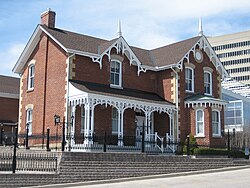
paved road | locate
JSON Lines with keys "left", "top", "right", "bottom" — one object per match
{"left": 37, "top": 167, "right": 250, "bottom": 188}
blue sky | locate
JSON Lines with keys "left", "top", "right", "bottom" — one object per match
{"left": 1, "top": 0, "right": 250, "bottom": 77}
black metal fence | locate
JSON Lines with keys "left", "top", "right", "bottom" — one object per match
{"left": 0, "top": 152, "right": 58, "bottom": 172}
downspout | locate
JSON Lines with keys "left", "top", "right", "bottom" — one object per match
{"left": 42, "top": 34, "right": 49, "bottom": 148}
{"left": 171, "top": 66, "right": 179, "bottom": 143}
{"left": 65, "top": 53, "right": 75, "bottom": 137}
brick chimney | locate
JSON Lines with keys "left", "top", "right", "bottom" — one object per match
{"left": 41, "top": 8, "right": 56, "bottom": 28}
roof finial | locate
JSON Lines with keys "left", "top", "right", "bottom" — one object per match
{"left": 117, "top": 19, "right": 122, "bottom": 38}
{"left": 198, "top": 17, "right": 204, "bottom": 36}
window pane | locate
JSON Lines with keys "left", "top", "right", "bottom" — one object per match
{"left": 110, "top": 73, "right": 115, "bottom": 85}
{"left": 185, "top": 68, "right": 193, "bottom": 91}
{"left": 115, "top": 74, "right": 119, "bottom": 85}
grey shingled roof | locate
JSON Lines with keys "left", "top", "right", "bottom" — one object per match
{"left": 41, "top": 25, "right": 201, "bottom": 67}
{"left": 70, "top": 80, "right": 173, "bottom": 105}
{"left": 0, "top": 75, "right": 19, "bottom": 94}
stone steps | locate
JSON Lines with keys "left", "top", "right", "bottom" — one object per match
{"left": 0, "top": 152, "right": 250, "bottom": 187}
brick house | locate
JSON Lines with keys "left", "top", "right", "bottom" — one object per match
{"left": 13, "top": 10, "right": 228, "bottom": 152}
{"left": 0, "top": 75, "right": 19, "bottom": 144}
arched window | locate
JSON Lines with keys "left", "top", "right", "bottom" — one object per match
{"left": 212, "top": 110, "right": 221, "bottom": 136}
{"left": 185, "top": 67, "right": 194, "bottom": 92}
{"left": 196, "top": 109, "right": 204, "bottom": 136}
{"left": 204, "top": 71, "right": 212, "bottom": 95}
{"left": 26, "top": 108, "right": 33, "bottom": 135}
{"left": 28, "top": 65, "right": 35, "bottom": 90}
{"left": 110, "top": 60, "right": 122, "bottom": 87}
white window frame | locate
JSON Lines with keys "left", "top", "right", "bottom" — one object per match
{"left": 204, "top": 71, "right": 212, "bottom": 95}
{"left": 110, "top": 60, "right": 122, "bottom": 88}
{"left": 196, "top": 109, "right": 204, "bottom": 137}
{"left": 185, "top": 67, "right": 194, "bottom": 92}
{"left": 26, "top": 108, "right": 33, "bottom": 135}
{"left": 112, "top": 107, "right": 118, "bottom": 134}
{"left": 212, "top": 110, "right": 221, "bottom": 137}
{"left": 28, "top": 64, "right": 35, "bottom": 90}
{"left": 81, "top": 105, "right": 85, "bottom": 133}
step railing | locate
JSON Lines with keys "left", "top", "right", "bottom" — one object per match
{"left": 166, "top": 133, "right": 176, "bottom": 153}
{"left": 154, "top": 132, "right": 164, "bottom": 153}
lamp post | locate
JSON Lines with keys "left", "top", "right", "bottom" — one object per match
{"left": 54, "top": 114, "right": 60, "bottom": 151}
{"left": 0, "top": 125, "right": 3, "bottom": 146}
{"left": 68, "top": 115, "right": 74, "bottom": 152}
{"left": 25, "top": 123, "right": 30, "bottom": 149}
{"left": 53, "top": 114, "right": 69, "bottom": 152}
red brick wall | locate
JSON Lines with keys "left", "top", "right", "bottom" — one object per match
{"left": 178, "top": 49, "right": 224, "bottom": 146}
{"left": 156, "top": 69, "right": 174, "bottom": 102}
{"left": 73, "top": 51, "right": 157, "bottom": 93}
{"left": 19, "top": 33, "right": 67, "bottom": 141}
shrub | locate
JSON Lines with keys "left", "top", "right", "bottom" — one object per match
{"left": 183, "top": 134, "right": 197, "bottom": 155}
{"left": 193, "top": 148, "right": 246, "bottom": 158}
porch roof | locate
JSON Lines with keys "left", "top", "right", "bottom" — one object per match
{"left": 69, "top": 80, "right": 174, "bottom": 106}
{"left": 185, "top": 93, "right": 227, "bottom": 108}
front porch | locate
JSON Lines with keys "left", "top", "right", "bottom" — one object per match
{"left": 66, "top": 81, "right": 177, "bottom": 153}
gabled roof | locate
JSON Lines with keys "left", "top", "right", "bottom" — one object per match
{"left": 151, "top": 36, "right": 201, "bottom": 67}
{"left": 40, "top": 25, "right": 108, "bottom": 54}
{"left": 13, "top": 24, "right": 227, "bottom": 78}
{"left": 0, "top": 75, "right": 19, "bottom": 99}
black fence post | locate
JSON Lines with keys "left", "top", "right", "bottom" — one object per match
{"left": 228, "top": 129, "right": 230, "bottom": 158}
{"left": 187, "top": 135, "right": 190, "bottom": 156}
{"left": 62, "top": 118, "right": 65, "bottom": 152}
{"left": 0, "top": 127, "right": 3, "bottom": 145}
{"left": 103, "top": 131, "right": 107, "bottom": 152}
{"left": 141, "top": 123, "right": 145, "bottom": 153}
{"left": 47, "top": 128, "right": 50, "bottom": 151}
{"left": 25, "top": 126, "right": 29, "bottom": 149}
{"left": 12, "top": 127, "right": 18, "bottom": 173}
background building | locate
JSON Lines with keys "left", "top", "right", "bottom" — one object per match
{"left": 222, "top": 87, "right": 250, "bottom": 132}
{"left": 0, "top": 75, "right": 19, "bottom": 145}
{"left": 208, "top": 31, "right": 250, "bottom": 98}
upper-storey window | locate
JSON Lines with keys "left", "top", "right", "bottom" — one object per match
{"left": 204, "top": 71, "right": 212, "bottom": 95}
{"left": 28, "top": 65, "right": 35, "bottom": 90}
{"left": 110, "top": 60, "right": 122, "bottom": 87}
{"left": 185, "top": 67, "right": 194, "bottom": 92}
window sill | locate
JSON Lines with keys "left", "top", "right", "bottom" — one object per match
{"left": 185, "top": 90, "right": 194, "bottom": 93}
{"left": 27, "top": 88, "right": 34, "bottom": 93}
{"left": 194, "top": 135, "right": 205, "bottom": 138}
{"left": 110, "top": 85, "right": 123, "bottom": 89}
{"left": 204, "top": 93, "right": 213, "bottom": 96}
{"left": 212, "top": 135, "right": 222, "bottom": 138}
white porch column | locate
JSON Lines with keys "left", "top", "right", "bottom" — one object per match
{"left": 90, "top": 105, "right": 95, "bottom": 139}
{"left": 144, "top": 113, "right": 148, "bottom": 143}
{"left": 84, "top": 103, "right": 92, "bottom": 145}
{"left": 117, "top": 110, "right": 124, "bottom": 146}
